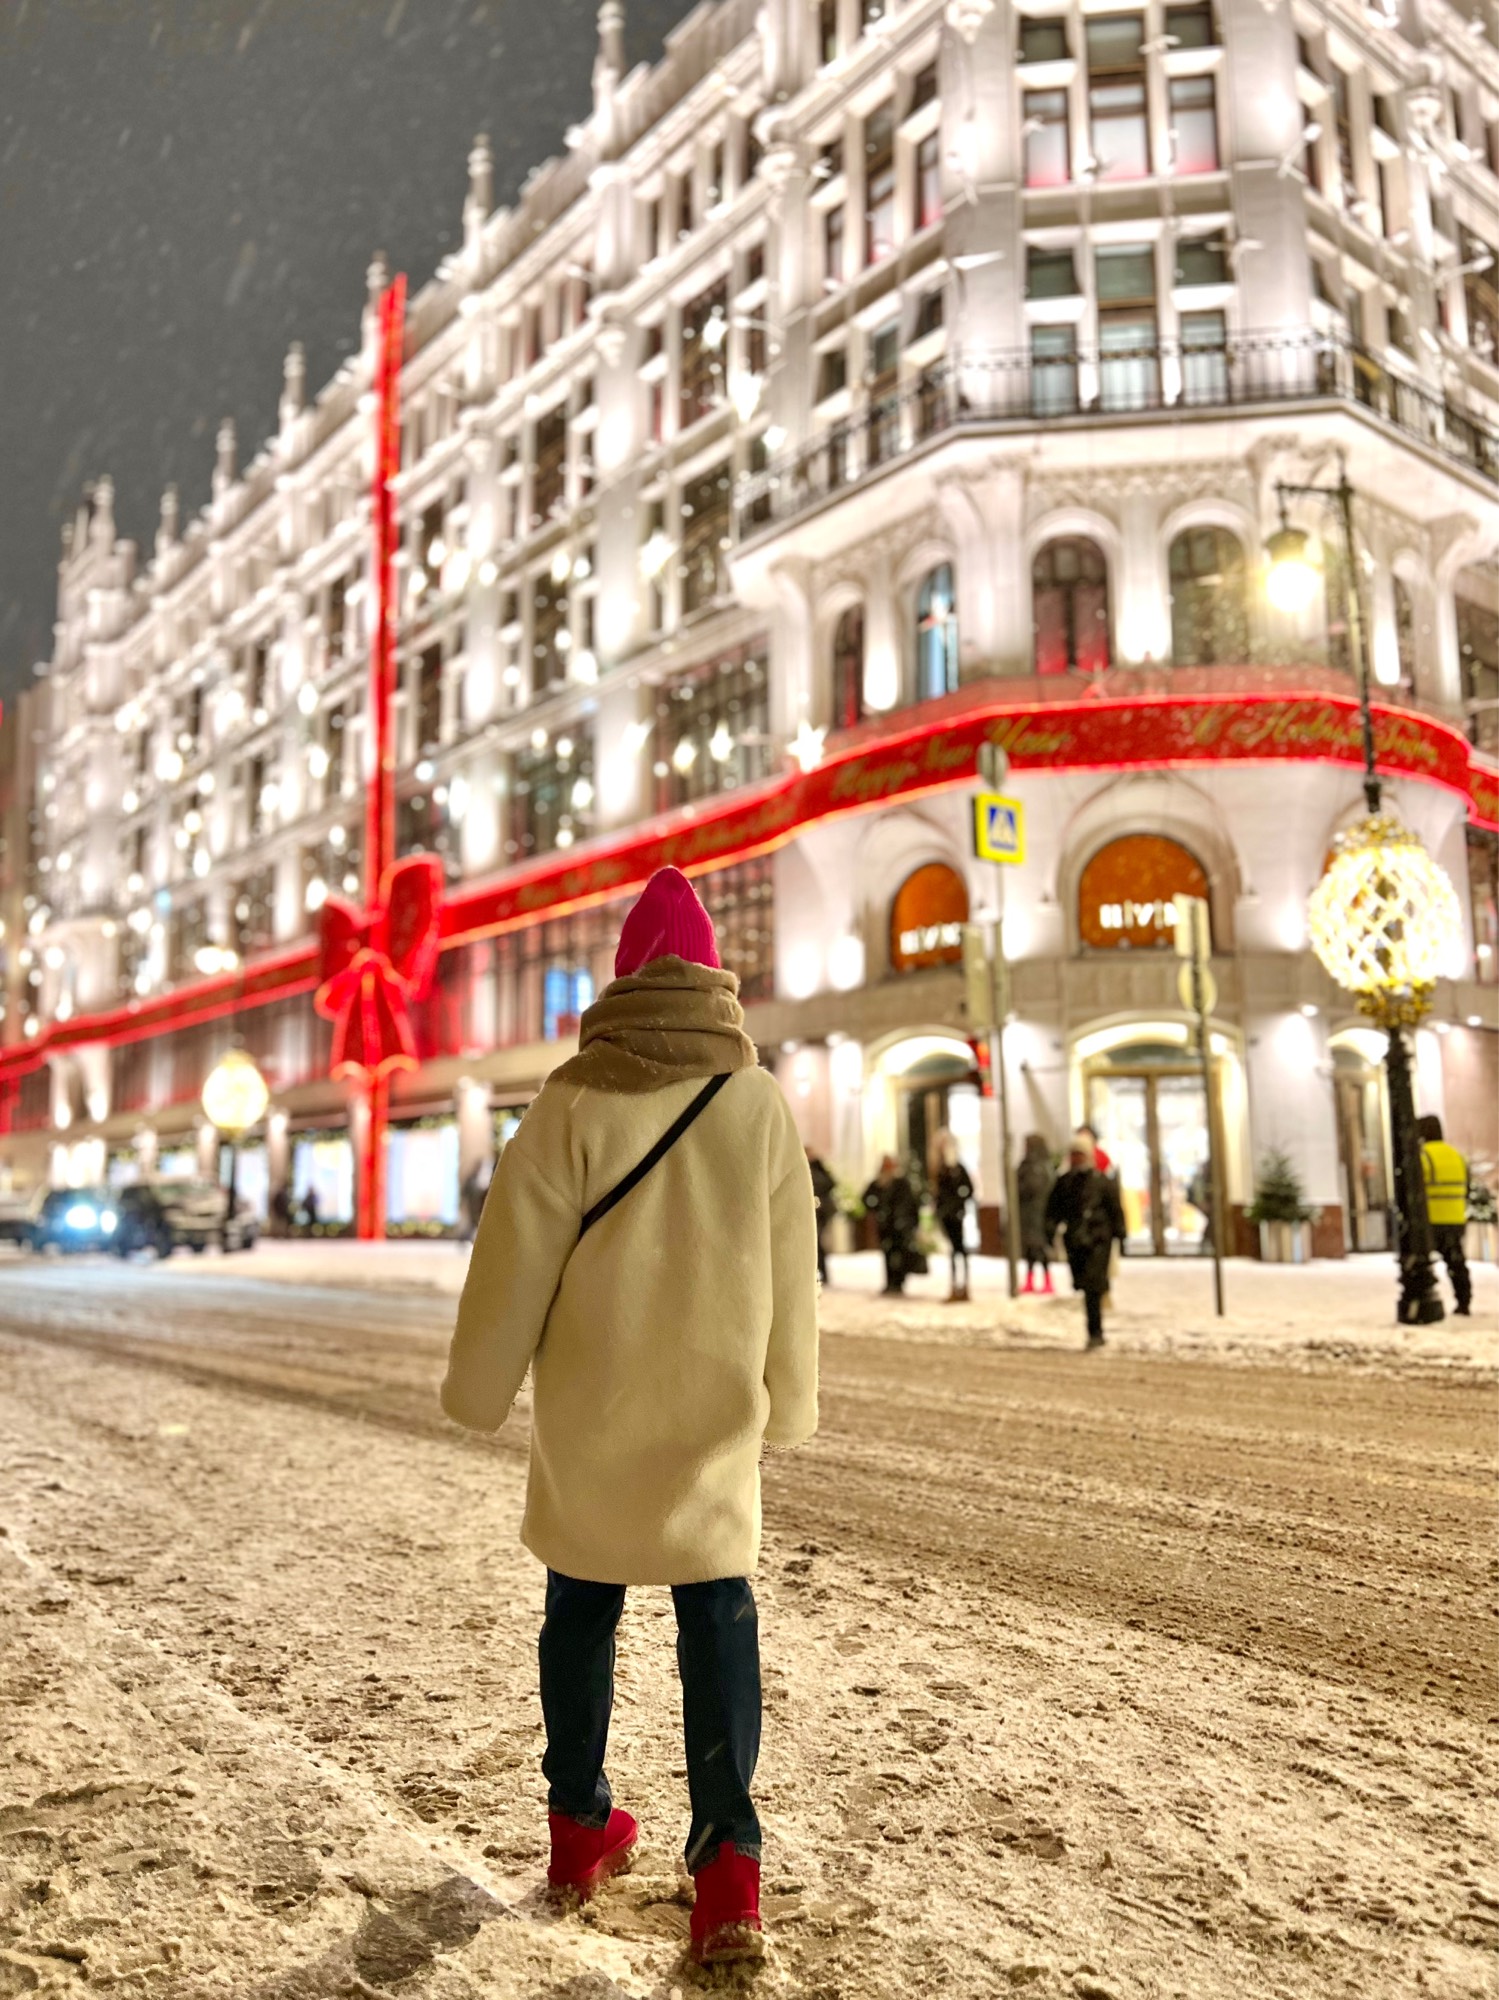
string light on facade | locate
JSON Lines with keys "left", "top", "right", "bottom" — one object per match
{"left": 297, "top": 682, "right": 320, "bottom": 716}
{"left": 709, "top": 722, "right": 734, "bottom": 764}
{"left": 789, "top": 721, "right": 827, "bottom": 773}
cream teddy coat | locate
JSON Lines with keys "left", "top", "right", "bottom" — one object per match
{"left": 441, "top": 967, "right": 820, "bottom": 1585}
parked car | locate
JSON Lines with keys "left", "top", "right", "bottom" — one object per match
{"left": 29, "top": 1187, "right": 120, "bottom": 1253}
{"left": 112, "top": 1180, "right": 259, "bottom": 1257}
{"left": 0, "top": 1190, "right": 41, "bottom": 1246}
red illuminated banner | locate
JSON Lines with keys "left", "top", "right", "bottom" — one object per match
{"left": 1, "top": 676, "right": 1494, "bottom": 1097}
{"left": 440, "top": 680, "right": 1495, "bottom": 946}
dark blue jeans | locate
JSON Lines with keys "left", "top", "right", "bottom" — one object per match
{"left": 539, "top": 1571, "right": 762, "bottom": 1871}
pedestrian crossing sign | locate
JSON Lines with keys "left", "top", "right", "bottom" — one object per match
{"left": 973, "top": 792, "right": 1025, "bottom": 865}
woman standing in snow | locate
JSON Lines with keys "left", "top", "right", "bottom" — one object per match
{"left": 1016, "top": 1132, "right": 1056, "bottom": 1295}
{"left": 441, "top": 867, "right": 819, "bottom": 1967}
{"left": 933, "top": 1131, "right": 974, "bottom": 1301}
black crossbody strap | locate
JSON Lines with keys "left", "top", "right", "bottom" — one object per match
{"left": 577, "top": 1070, "right": 732, "bottom": 1240}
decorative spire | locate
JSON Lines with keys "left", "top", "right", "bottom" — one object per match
{"left": 156, "top": 484, "right": 180, "bottom": 559}
{"left": 593, "top": 0, "right": 626, "bottom": 145}
{"left": 279, "top": 341, "right": 306, "bottom": 429}
{"left": 598, "top": 0, "right": 624, "bottom": 75}
{"left": 465, "top": 134, "right": 493, "bottom": 255}
{"left": 213, "top": 418, "right": 237, "bottom": 499}
{"left": 90, "top": 475, "right": 116, "bottom": 548}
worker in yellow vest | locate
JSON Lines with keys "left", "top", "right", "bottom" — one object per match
{"left": 1417, "top": 1115, "right": 1471, "bottom": 1318}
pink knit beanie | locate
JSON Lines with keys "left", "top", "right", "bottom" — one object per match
{"left": 614, "top": 866, "right": 721, "bottom": 977}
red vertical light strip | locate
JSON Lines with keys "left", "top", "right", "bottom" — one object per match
{"left": 366, "top": 275, "right": 406, "bottom": 899}
{"left": 358, "top": 274, "right": 406, "bottom": 1241}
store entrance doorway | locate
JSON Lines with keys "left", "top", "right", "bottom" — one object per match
{"left": 1332, "top": 1046, "right": 1390, "bottom": 1251}
{"left": 898, "top": 1054, "right": 982, "bottom": 1193}
{"left": 1086, "top": 1051, "right": 1215, "bottom": 1256}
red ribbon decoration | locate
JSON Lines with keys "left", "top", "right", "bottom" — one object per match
{"left": 314, "top": 855, "right": 443, "bottom": 1082}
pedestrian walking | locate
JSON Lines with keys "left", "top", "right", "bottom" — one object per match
{"left": 1016, "top": 1132, "right": 1056, "bottom": 1295}
{"left": 1186, "top": 1160, "right": 1214, "bottom": 1254}
{"left": 458, "top": 1161, "right": 491, "bottom": 1246}
{"left": 1418, "top": 1113, "right": 1472, "bottom": 1317}
{"left": 441, "top": 866, "right": 819, "bottom": 1965}
{"left": 806, "top": 1146, "right": 837, "bottom": 1286}
{"left": 1045, "top": 1131, "right": 1126, "bottom": 1347}
{"left": 862, "top": 1154, "right": 920, "bottom": 1295}
{"left": 933, "top": 1131, "right": 974, "bottom": 1301}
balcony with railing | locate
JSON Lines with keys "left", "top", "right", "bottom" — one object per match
{"left": 736, "top": 330, "right": 1499, "bottom": 537}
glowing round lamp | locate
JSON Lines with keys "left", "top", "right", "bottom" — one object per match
{"left": 1308, "top": 813, "right": 1461, "bottom": 1023}
{"left": 202, "top": 1049, "right": 269, "bottom": 1138}
{"left": 1264, "top": 525, "right": 1321, "bottom": 615}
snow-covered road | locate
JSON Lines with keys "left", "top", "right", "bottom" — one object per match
{"left": 0, "top": 1255, "right": 1493, "bottom": 2000}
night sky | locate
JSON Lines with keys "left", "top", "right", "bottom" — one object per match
{"left": 0, "top": 0, "right": 691, "bottom": 704}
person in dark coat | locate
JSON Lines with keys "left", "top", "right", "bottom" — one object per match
{"left": 1016, "top": 1132, "right": 1056, "bottom": 1295}
{"left": 862, "top": 1155, "right": 919, "bottom": 1296}
{"left": 805, "top": 1147, "right": 837, "bottom": 1286}
{"left": 1044, "top": 1132, "right": 1126, "bottom": 1347}
{"left": 932, "top": 1131, "right": 974, "bottom": 1301}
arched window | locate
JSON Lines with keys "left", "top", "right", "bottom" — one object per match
{"left": 832, "top": 604, "right": 865, "bottom": 729}
{"left": 1032, "top": 537, "right": 1110, "bottom": 675}
{"left": 915, "top": 565, "right": 958, "bottom": 700}
{"left": 1168, "top": 526, "right": 1249, "bottom": 667}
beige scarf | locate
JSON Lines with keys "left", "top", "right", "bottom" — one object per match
{"left": 550, "top": 957, "right": 759, "bottom": 1095}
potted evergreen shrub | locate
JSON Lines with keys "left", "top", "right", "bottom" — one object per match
{"left": 1247, "top": 1150, "right": 1317, "bottom": 1263}
{"left": 1466, "top": 1176, "right": 1498, "bottom": 1267}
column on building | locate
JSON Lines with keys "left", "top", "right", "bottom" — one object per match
{"left": 1218, "top": 0, "right": 1313, "bottom": 340}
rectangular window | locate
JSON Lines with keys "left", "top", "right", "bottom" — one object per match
{"left": 680, "top": 462, "right": 733, "bottom": 617}
{"left": 531, "top": 571, "right": 569, "bottom": 693}
{"left": 1180, "top": 309, "right": 1228, "bottom": 403}
{"left": 1095, "top": 244, "right": 1156, "bottom": 302}
{"left": 1024, "top": 88, "right": 1070, "bottom": 187}
{"left": 1026, "top": 244, "right": 1079, "bottom": 298}
{"left": 816, "top": 345, "right": 848, "bottom": 400}
{"left": 644, "top": 195, "right": 663, "bottom": 261}
{"left": 1019, "top": 16, "right": 1068, "bottom": 61}
{"left": 1095, "top": 243, "right": 1157, "bottom": 410}
{"left": 824, "top": 202, "right": 846, "bottom": 285}
{"left": 1165, "top": 3, "right": 1216, "bottom": 48}
{"left": 1175, "top": 236, "right": 1227, "bottom": 286}
{"left": 706, "top": 139, "right": 726, "bottom": 211}
{"left": 653, "top": 643, "right": 772, "bottom": 813}
{"left": 680, "top": 279, "right": 728, "bottom": 429}
{"left": 1090, "top": 80, "right": 1149, "bottom": 178}
{"left": 913, "top": 286, "right": 945, "bottom": 340}
{"left": 1169, "top": 75, "right": 1219, "bottom": 173}
{"left": 910, "top": 60, "right": 939, "bottom": 112}
{"left": 1031, "top": 323, "right": 1079, "bottom": 415}
{"left": 864, "top": 105, "right": 896, "bottom": 265}
{"left": 818, "top": 0, "right": 838, "bottom": 64}
{"left": 1087, "top": 15, "right": 1147, "bottom": 180}
{"left": 416, "top": 645, "right": 443, "bottom": 753}
{"left": 699, "top": 857, "right": 776, "bottom": 1003}
{"left": 532, "top": 405, "right": 568, "bottom": 526}
{"left": 915, "top": 130, "right": 942, "bottom": 229}
{"left": 510, "top": 731, "right": 595, "bottom": 860}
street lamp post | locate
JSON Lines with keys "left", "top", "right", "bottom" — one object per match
{"left": 202, "top": 1049, "right": 269, "bottom": 1249}
{"left": 1266, "top": 457, "right": 1460, "bottom": 1325}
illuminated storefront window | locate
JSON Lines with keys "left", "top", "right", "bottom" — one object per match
{"left": 1077, "top": 835, "right": 1209, "bottom": 951}
{"left": 889, "top": 862, "right": 969, "bottom": 972}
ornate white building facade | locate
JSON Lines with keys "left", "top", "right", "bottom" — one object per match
{"left": 2, "top": 0, "right": 1496, "bottom": 1251}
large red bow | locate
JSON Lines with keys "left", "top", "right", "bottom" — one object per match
{"left": 314, "top": 855, "right": 444, "bottom": 1082}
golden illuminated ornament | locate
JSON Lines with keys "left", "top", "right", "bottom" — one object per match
{"left": 201, "top": 1048, "right": 270, "bottom": 1137}
{"left": 1308, "top": 813, "right": 1461, "bottom": 1027}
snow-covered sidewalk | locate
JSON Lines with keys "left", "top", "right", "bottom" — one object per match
{"left": 155, "top": 1238, "right": 1497, "bottom": 1371}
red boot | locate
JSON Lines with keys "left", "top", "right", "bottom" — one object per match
{"left": 1019, "top": 1272, "right": 1035, "bottom": 1295}
{"left": 690, "top": 1842, "right": 764, "bottom": 1965}
{"left": 547, "top": 1808, "right": 638, "bottom": 1897}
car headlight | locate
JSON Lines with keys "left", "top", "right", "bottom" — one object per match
{"left": 65, "top": 1203, "right": 97, "bottom": 1230}
{"left": 100, "top": 1211, "right": 117, "bottom": 1234}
